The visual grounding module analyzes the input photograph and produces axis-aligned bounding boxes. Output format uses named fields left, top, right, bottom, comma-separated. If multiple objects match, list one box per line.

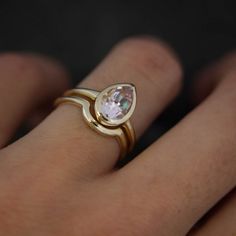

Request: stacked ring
left=55, top=83, right=137, bottom=159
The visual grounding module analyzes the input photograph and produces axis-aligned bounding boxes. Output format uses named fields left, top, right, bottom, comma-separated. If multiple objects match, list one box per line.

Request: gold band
left=55, top=84, right=136, bottom=159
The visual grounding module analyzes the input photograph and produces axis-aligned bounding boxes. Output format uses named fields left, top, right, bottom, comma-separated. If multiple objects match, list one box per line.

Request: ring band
left=55, top=83, right=136, bottom=159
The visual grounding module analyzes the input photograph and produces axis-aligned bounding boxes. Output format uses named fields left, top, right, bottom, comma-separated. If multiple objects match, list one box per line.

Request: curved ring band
left=55, top=84, right=136, bottom=159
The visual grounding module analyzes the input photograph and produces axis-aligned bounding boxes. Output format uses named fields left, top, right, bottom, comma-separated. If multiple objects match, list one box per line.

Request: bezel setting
left=94, top=83, right=136, bottom=127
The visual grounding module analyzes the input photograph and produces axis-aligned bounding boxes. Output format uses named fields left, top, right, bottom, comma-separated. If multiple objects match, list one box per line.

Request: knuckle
left=97, top=193, right=160, bottom=236
left=115, top=37, right=182, bottom=90
left=97, top=206, right=143, bottom=236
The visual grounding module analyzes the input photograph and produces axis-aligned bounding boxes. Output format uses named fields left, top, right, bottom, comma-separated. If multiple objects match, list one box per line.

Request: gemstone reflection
left=100, top=86, right=134, bottom=120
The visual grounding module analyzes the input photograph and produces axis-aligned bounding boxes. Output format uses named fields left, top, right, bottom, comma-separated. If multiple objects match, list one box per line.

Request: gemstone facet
left=100, top=86, right=134, bottom=120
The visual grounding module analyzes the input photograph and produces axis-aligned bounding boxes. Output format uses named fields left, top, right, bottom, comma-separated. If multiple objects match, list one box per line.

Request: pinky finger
left=0, top=53, right=69, bottom=147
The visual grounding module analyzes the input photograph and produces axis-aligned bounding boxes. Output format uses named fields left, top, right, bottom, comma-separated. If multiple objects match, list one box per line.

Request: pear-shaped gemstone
left=100, top=85, right=134, bottom=120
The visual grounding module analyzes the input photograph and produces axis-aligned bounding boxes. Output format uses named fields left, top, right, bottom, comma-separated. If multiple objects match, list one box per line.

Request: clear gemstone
left=100, top=86, right=134, bottom=120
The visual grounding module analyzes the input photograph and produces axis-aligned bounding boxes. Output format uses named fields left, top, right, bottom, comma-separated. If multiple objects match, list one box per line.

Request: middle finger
left=117, top=69, right=236, bottom=235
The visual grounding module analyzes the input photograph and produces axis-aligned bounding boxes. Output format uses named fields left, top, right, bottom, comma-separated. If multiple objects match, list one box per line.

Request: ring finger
left=5, top=38, right=182, bottom=177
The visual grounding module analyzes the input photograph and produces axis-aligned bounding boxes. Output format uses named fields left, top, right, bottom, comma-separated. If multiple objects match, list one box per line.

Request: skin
left=0, top=37, right=235, bottom=236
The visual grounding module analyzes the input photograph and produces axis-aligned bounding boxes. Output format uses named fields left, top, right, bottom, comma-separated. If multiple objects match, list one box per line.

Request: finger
left=26, top=104, right=52, bottom=129
left=0, top=53, right=69, bottom=147
left=189, top=189, right=236, bottom=236
left=10, top=38, right=182, bottom=177
left=116, top=57, right=236, bottom=235
left=192, top=51, right=236, bottom=104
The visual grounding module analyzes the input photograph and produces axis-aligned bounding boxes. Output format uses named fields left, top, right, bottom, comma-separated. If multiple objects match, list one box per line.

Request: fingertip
left=24, top=53, right=72, bottom=96
left=191, top=50, right=236, bottom=105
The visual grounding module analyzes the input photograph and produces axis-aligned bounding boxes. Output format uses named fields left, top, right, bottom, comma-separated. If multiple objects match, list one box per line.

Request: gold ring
left=55, top=83, right=136, bottom=159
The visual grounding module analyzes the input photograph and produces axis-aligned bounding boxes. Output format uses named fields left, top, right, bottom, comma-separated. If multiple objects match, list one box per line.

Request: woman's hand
left=0, top=38, right=235, bottom=236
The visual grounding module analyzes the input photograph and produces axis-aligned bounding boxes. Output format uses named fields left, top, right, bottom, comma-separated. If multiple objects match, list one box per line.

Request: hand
left=0, top=38, right=235, bottom=236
